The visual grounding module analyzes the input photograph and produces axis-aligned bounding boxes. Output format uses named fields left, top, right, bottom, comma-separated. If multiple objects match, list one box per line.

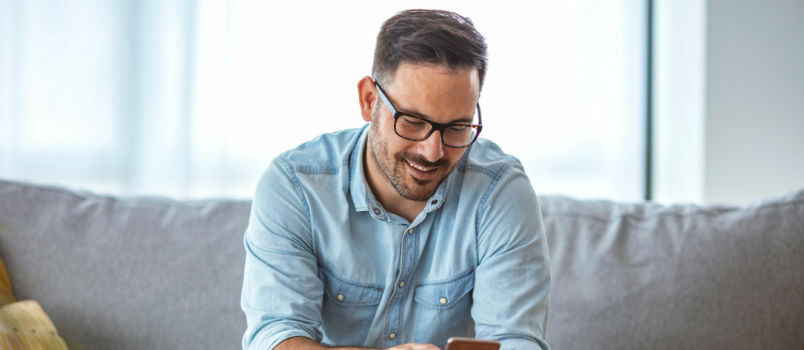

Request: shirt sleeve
left=241, top=158, right=324, bottom=350
left=471, top=164, right=551, bottom=350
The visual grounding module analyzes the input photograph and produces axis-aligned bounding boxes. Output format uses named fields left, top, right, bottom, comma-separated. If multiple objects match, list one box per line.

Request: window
left=1, top=1, right=648, bottom=201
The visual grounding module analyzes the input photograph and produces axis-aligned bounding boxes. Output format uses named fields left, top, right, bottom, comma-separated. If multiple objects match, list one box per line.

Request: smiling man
left=241, top=10, right=550, bottom=350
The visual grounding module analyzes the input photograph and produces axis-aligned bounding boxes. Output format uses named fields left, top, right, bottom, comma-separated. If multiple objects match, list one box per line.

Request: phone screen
left=444, top=337, right=501, bottom=350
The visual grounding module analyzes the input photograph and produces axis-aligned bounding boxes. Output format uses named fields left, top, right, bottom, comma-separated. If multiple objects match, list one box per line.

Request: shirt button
left=388, top=333, right=396, bottom=340
left=337, top=294, right=345, bottom=301
left=407, top=229, right=414, bottom=234
left=398, top=281, right=405, bottom=288
left=439, top=297, right=448, bottom=305
left=431, top=199, right=438, bottom=205
left=372, top=208, right=381, bottom=215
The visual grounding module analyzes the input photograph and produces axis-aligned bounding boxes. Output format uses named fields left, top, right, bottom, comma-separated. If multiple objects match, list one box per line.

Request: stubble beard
left=368, top=110, right=454, bottom=202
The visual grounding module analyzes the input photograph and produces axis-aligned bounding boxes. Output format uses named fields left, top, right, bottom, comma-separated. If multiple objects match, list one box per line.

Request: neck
left=363, top=144, right=426, bottom=223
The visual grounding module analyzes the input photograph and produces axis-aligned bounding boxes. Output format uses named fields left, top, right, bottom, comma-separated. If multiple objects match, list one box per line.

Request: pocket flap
left=414, top=268, right=475, bottom=309
left=320, top=268, right=383, bottom=306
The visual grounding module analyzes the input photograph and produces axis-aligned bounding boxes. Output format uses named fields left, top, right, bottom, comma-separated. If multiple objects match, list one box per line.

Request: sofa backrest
left=1, top=178, right=802, bottom=349
left=541, top=190, right=804, bottom=349
left=0, top=179, right=251, bottom=350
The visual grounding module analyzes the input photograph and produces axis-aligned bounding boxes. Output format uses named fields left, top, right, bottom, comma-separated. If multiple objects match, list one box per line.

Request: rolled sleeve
left=472, top=166, right=551, bottom=350
left=241, top=159, right=324, bottom=349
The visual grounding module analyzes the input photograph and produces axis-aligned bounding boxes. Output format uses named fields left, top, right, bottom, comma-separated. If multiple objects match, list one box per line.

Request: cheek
left=381, top=129, right=416, bottom=158
left=389, top=140, right=414, bottom=160
left=373, top=123, right=407, bottom=159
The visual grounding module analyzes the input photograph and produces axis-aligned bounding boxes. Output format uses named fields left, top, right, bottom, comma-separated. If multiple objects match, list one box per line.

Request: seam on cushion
left=0, top=179, right=247, bottom=206
left=544, top=198, right=804, bottom=223
left=0, top=180, right=105, bottom=201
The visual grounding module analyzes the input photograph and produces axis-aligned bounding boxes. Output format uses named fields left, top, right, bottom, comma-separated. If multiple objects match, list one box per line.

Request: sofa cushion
left=0, top=179, right=251, bottom=350
left=541, top=189, right=804, bottom=350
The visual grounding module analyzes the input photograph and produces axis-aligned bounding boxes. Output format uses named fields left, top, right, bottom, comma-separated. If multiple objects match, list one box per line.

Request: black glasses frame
left=373, top=80, right=483, bottom=148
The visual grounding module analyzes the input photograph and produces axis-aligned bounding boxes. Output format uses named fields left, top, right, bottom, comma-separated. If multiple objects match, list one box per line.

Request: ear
left=357, top=76, right=377, bottom=122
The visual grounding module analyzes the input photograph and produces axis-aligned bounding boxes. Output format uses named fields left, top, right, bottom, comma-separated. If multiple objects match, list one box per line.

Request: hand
left=387, top=343, right=440, bottom=350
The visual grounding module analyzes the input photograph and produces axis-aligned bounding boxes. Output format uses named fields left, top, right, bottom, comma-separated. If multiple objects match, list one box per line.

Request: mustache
left=398, top=153, right=448, bottom=168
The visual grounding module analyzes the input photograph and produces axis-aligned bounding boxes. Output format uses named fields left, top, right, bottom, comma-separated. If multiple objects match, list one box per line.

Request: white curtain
left=0, top=0, right=646, bottom=201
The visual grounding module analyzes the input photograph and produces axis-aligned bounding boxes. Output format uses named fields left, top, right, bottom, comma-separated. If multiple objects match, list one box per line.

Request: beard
left=368, top=109, right=456, bottom=202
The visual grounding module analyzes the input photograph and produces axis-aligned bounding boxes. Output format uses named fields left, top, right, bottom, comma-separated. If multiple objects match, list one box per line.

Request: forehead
left=385, top=63, right=480, bottom=122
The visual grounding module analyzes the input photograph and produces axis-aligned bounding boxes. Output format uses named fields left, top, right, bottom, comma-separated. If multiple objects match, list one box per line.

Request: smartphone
left=444, top=337, right=501, bottom=350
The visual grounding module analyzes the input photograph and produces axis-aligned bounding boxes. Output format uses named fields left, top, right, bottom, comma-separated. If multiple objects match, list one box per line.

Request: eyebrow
left=396, top=105, right=475, bottom=124
left=375, top=80, right=476, bottom=124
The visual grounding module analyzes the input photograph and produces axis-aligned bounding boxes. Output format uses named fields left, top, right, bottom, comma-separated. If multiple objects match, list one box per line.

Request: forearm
left=276, top=337, right=438, bottom=350
left=276, top=336, right=366, bottom=350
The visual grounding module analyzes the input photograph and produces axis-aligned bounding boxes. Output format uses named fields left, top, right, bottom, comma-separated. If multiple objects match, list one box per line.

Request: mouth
left=405, top=159, right=439, bottom=181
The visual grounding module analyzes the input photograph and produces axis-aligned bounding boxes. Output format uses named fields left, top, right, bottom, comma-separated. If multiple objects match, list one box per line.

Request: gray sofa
left=0, top=178, right=802, bottom=349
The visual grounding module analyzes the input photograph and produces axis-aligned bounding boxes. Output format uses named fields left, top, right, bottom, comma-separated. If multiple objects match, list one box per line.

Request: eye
left=400, top=116, right=426, bottom=126
left=447, top=125, right=471, bottom=132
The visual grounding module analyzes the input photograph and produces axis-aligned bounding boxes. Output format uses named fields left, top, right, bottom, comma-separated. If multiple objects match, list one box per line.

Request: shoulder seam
left=464, top=163, right=499, bottom=179
left=275, top=157, right=313, bottom=231
left=474, top=164, right=509, bottom=256
left=290, top=165, right=339, bottom=175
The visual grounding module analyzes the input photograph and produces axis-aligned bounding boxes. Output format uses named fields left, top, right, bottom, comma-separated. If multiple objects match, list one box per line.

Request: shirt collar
left=348, top=125, right=449, bottom=220
left=349, top=125, right=372, bottom=214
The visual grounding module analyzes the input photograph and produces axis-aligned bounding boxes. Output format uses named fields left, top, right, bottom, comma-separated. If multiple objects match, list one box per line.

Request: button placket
left=386, top=224, right=419, bottom=347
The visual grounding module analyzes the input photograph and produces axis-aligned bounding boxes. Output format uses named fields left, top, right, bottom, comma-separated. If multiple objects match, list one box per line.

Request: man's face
left=367, top=63, right=480, bottom=201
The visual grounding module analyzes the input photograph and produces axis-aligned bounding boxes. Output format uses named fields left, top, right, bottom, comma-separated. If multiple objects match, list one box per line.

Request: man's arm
left=471, top=166, right=551, bottom=350
left=241, top=159, right=325, bottom=349
left=277, top=337, right=439, bottom=350
left=276, top=337, right=360, bottom=349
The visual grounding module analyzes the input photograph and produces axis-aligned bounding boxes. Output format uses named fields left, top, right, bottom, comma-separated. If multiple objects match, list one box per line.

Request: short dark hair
left=372, top=9, right=488, bottom=90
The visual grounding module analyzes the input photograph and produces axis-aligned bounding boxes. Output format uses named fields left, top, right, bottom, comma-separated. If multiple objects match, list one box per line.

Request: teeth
left=406, top=160, right=435, bottom=172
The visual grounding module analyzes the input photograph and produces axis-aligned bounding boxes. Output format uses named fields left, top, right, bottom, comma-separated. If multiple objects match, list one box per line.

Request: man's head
left=358, top=10, right=488, bottom=205
left=371, top=9, right=488, bottom=90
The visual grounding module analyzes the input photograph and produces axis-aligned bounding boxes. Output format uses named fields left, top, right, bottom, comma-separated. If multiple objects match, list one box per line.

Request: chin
left=398, top=172, right=441, bottom=201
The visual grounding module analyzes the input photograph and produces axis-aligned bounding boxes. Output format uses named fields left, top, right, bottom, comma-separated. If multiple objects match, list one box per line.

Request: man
left=241, top=9, right=550, bottom=350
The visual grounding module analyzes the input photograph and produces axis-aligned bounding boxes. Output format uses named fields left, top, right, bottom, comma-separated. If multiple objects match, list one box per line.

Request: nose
left=416, top=130, right=445, bottom=163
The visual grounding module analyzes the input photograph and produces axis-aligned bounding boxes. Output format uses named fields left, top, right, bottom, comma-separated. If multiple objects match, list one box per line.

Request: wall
left=705, top=0, right=804, bottom=205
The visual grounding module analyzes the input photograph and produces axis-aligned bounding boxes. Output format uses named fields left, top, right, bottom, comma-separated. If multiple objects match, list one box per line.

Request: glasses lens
left=395, top=115, right=432, bottom=140
left=394, top=114, right=480, bottom=148
left=443, top=126, right=476, bottom=147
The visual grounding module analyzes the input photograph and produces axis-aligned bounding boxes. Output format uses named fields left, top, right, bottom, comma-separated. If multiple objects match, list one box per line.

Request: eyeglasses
left=374, top=80, right=482, bottom=148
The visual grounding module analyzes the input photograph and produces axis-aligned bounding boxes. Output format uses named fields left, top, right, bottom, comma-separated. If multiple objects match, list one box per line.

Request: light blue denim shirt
left=241, top=125, right=550, bottom=350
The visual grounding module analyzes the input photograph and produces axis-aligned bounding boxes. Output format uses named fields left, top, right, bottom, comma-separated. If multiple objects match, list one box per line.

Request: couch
left=0, top=178, right=801, bottom=349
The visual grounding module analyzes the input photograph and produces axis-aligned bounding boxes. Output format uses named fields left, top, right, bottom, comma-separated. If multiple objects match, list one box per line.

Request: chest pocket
left=320, top=268, right=383, bottom=346
left=413, top=268, right=475, bottom=345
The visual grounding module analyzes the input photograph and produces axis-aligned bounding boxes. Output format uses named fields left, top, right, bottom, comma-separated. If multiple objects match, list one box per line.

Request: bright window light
left=1, top=1, right=646, bottom=201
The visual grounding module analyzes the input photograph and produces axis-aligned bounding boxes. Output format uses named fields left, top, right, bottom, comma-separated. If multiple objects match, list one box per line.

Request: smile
left=406, top=160, right=436, bottom=172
